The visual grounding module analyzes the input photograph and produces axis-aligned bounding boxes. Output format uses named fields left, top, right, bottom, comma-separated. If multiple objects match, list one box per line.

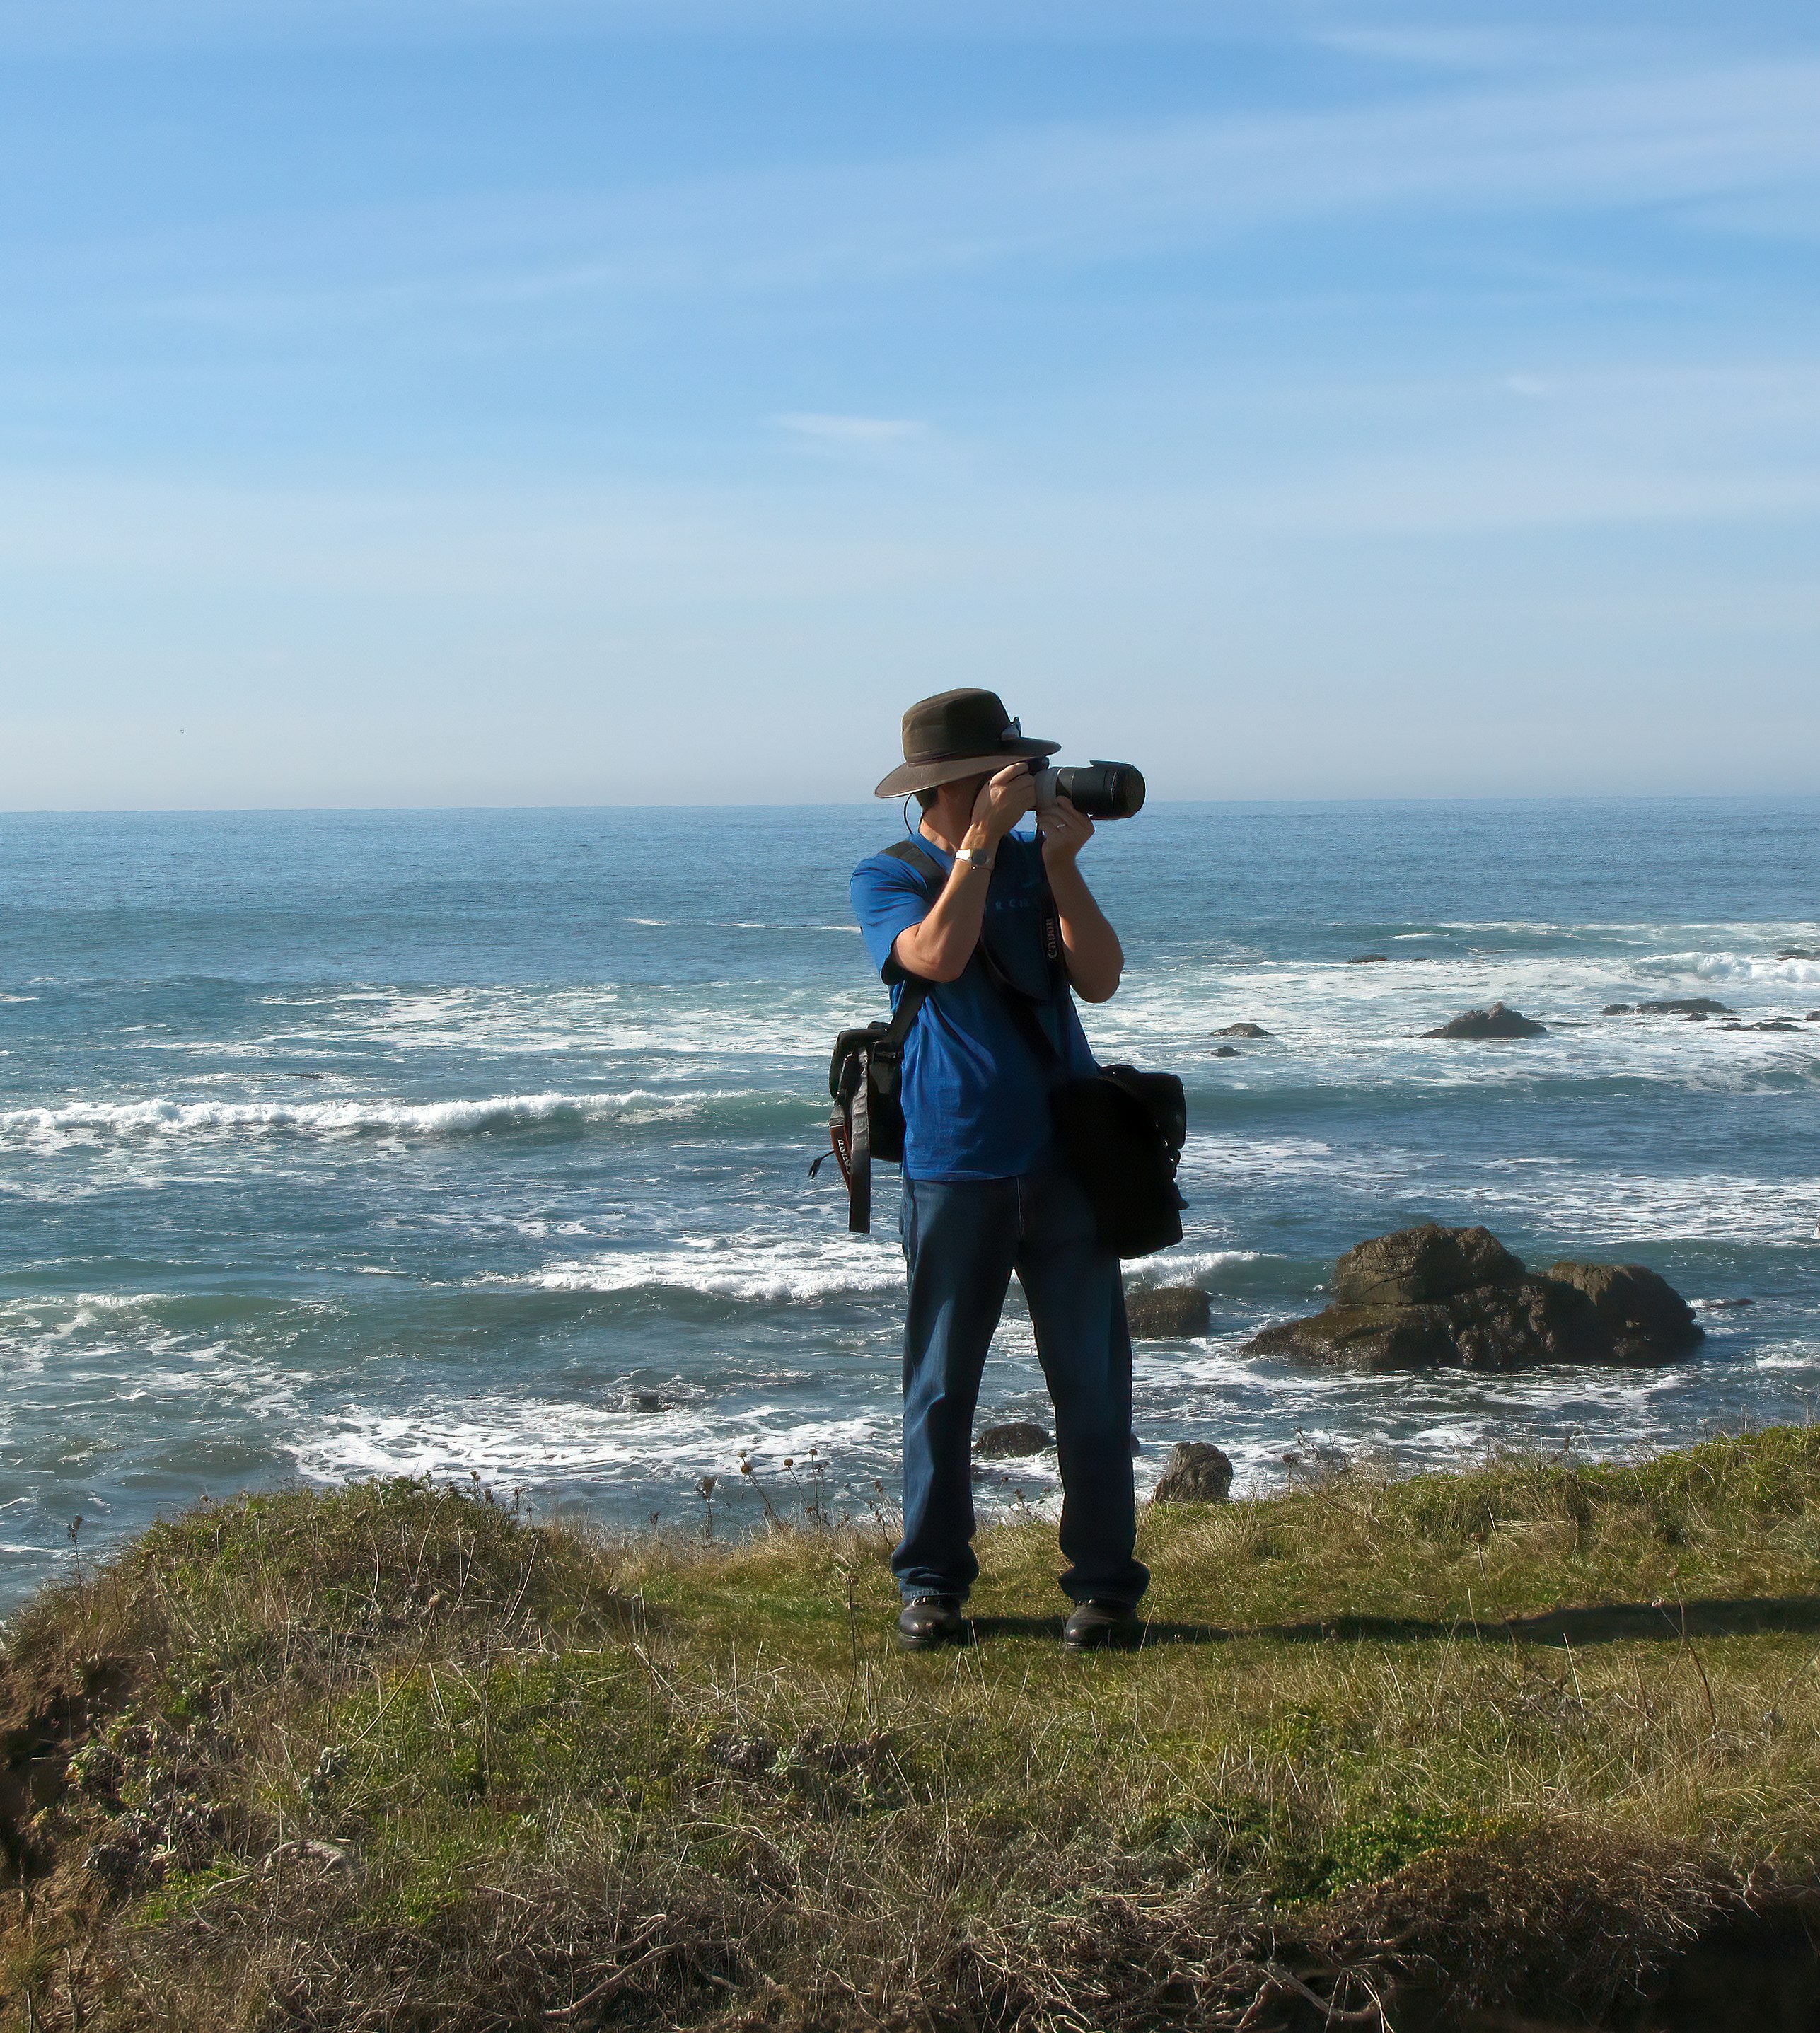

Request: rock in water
left=1349, top=954, right=1389, bottom=964
left=1213, top=1021, right=1273, bottom=1038
left=1152, top=1441, right=1234, bottom=1502
left=1212, top=1045, right=1240, bottom=1057
left=1602, top=1004, right=1635, bottom=1015
left=1333, top=1223, right=1524, bottom=1308
left=1423, top=1002, right=1547, bottom=1039
left=1246, top=1222, right=1703, bottom=1372
left=1544, top=1262, right=1705, bottom=1362
left=975, top=1420, right=1052, bottom=1459
left=1126, top=1285, right=1212, bottom=1337
left=1634, top=997, right=1730, bottom=1015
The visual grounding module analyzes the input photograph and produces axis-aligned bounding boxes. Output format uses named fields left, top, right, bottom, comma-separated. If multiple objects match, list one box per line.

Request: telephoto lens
left=1031, top=761, right=1147, bottom=820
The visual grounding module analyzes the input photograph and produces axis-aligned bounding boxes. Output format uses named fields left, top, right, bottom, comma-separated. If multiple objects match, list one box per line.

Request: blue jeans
left=893, top=1164, right=1149, bottom=1609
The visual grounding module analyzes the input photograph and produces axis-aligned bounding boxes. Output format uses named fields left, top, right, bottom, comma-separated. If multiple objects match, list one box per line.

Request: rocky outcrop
left=1212, top=1045, right=1240, bottom=1057
left=1246, top=1223, right=1704, bottom=1372
left=1214, top=1022, right=1272, bottom=1038
left=1332, top=1222, right=1524, bottom=1307
left=1635, top=998, right=1730, bottom=1016
left=1126, top=1285, right=1212, bottom=1338
left=975, top=1421, right=1051, bottom=1459
left=1151, top=1442, right=1233, bottom=1502
left=1423, top=1003, right=1546, bottom=1039
left=1543, top=1261, right=1703, bottom=1363
left=1348, top=954, right=1389, bottom=964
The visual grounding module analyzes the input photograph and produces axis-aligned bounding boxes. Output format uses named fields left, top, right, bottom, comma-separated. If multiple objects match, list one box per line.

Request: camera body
left=1030, top=760, right=1147, bottom=821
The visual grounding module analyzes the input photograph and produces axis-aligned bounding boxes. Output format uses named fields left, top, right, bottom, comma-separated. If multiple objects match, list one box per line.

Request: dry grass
left=6, top=1430, right=1820, bottom=2030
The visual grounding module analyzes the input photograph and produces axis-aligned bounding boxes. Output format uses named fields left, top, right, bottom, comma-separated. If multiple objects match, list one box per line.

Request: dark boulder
left=1349, top=954, right=1389, bottom=964
left=1152, top=1441, right=1234, bottom=1503
left=1333, top=1222, right=1524, bottom=1308
left=1423, top=1002, right=1546, bottom=1039
left=1807, top=1012, right=1820, bottom=1022
left=1603, top=1004, right=1635, bottom=1015
left=1245, top=1223, right=1703, bottom=1372
left=1214, top=1021, right=1273, bottom=1038
left=1635, top=997, right=1730, bottom=1015
left=975, top=1420, right=1051, bottom=1459
left=1251, top=1278, right=1604, bottom=1372
left=1545, top=1261, right=1705, bottom=1362
left=1751, top=1018, right=1803, bottom=1033
left=1126, top=1285, right=1213, bottom=1338
left=1212, top=1045, right=1240, bottom=1057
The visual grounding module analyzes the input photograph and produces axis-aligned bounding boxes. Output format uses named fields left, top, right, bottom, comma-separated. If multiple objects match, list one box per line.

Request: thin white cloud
left=773, top=413, right=927, bottom=444
left=91, top=55, right=1820, bottom=335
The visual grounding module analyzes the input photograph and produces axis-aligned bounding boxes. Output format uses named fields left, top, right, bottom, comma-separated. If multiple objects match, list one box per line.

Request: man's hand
left=1037, top=795, right=1094, bottom=871
left=970, top=763, right=1037, bottom=842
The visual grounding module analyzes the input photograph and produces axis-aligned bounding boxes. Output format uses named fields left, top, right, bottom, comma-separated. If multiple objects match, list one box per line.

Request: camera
left=1029, top=760, right=1147, bottom=821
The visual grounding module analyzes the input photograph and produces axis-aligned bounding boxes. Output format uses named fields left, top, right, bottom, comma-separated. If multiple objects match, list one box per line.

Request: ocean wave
left=1645, top=951, right=1820, bottom=985
left=0, top=1089, right=794, bottom=1145
left=524, top=1235, right=905, bottom=1304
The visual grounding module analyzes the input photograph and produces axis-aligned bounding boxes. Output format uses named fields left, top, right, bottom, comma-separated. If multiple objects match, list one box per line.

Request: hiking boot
left=1062, top=1599, right=1142, bottom=1652
left=897, top=1595, right=966, bottom=1650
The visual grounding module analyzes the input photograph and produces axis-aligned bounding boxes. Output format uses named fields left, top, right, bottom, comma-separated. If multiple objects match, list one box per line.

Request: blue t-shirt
left=848, top=830, right=1099, bottom=1182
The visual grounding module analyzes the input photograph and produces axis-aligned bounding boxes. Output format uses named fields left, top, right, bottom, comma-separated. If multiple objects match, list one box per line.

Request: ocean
left=3, top=799, right=1818, bottom=1612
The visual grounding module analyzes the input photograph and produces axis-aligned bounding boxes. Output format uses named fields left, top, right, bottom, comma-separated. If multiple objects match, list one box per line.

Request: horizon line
left=4, top=791, right=1819, bottom=819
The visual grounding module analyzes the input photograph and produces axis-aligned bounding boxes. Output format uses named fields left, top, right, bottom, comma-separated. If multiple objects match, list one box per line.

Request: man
left=850, top=688, right=1148, bottom=1652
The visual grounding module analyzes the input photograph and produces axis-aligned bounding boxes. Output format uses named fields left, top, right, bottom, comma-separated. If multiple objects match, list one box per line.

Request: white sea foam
left=284, top=1395, right=891, bottom=1488
left=0, top=1089, right=781, bottom=1147
left=1679, top=952, right=1820, bottom=985
left=525, top=1234, right=905, bottom=1304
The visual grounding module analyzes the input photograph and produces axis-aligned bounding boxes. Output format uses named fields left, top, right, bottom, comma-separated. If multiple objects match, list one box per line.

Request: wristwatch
left=954, top=847, right=994, bottom=874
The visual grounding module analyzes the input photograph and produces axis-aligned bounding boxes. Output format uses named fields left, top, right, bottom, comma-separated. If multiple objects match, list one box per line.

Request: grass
left=5, top=1431, right=1820, bottom=2029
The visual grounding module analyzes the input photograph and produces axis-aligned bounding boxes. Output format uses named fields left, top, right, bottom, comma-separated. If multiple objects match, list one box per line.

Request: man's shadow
left=966, top=1597, right=1820, bottom=1648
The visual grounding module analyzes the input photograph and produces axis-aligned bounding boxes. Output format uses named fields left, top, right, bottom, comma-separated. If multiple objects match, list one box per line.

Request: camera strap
left=887, top=835, right=1070, bottom=1079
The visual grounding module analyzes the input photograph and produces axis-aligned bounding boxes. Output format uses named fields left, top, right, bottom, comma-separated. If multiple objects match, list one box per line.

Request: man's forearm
left=1047, top=859, right=1123, bottom=1002
left=891, top=820, right=997, bottom=982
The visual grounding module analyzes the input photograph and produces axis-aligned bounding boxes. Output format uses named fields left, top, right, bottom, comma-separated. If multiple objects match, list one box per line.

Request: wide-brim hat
left=874, top=687, right=1059, bottom=798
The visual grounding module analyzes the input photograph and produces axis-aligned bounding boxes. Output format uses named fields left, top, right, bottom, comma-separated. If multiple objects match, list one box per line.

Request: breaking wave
left=0, top=1089, right=799, bottom=1145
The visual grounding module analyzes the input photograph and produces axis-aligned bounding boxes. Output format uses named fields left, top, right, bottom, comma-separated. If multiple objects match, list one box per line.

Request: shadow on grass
left=966, top=1596, right=1820, bottom=1650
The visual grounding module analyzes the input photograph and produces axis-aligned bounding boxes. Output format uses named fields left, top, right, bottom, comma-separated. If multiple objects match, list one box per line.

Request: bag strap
left=886, top=829, right=1069, bottom=1082
left=993, top=973, right=1066, bottom=1081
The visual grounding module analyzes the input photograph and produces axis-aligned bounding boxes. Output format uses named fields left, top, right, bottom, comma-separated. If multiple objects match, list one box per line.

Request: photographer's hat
left=873, top=688, right=1059, bottom=799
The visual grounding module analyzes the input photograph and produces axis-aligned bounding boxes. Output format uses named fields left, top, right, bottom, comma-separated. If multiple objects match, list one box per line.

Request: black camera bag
left=816, top=838, right=1186, bottom=1257
left=813, top=840, right=943, bottom=1233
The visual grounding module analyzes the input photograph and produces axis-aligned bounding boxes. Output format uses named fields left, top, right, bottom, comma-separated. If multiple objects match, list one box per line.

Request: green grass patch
left=4, top=1437, right=1820, bottom=2029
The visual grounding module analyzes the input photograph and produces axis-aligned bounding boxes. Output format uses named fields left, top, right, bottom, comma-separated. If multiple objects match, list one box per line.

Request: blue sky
left=4, top=1, right=1819, bottom=807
